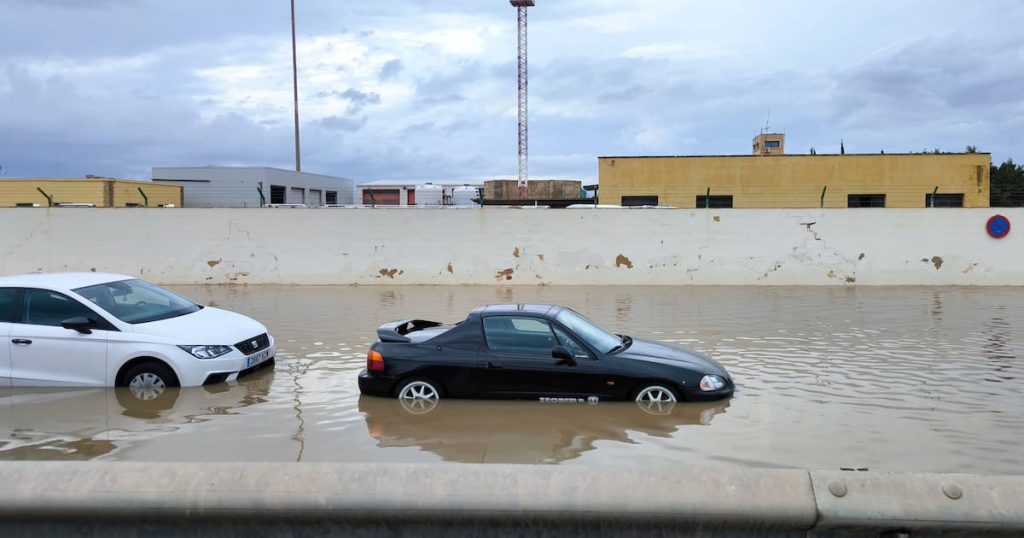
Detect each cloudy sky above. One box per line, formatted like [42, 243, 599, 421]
[1, 0, 1021, 182]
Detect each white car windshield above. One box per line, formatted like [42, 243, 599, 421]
[554, 308, 623, 354]
[74, 279, 201, 324]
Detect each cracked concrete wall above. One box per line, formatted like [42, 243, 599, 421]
[0, 208, 1021, 285]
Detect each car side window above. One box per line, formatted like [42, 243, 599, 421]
[483, 316, 557, 354]
[552, 325, 590, 358]
[22, 289, 99, 327]
[0, 288, 16, 322]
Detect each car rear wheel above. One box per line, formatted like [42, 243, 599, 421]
[397, 379, 441, 401]
[633, 384, 678, 403]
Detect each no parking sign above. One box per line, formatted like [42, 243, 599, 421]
[986, 215, 1011, 239]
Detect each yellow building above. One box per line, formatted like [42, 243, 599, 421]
[598, 151, 991, 209]
[0, 179, 183, 208]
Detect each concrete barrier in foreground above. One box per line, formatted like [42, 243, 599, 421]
[0, 463, 1019, 537]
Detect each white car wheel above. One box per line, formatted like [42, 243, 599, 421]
[634, 385, 677, 403]
[398, 380, 440, 401]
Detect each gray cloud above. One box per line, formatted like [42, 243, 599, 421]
[378, 59, 403, 81]
[320, 115, 367, 132]
[1, 0, 137, 8]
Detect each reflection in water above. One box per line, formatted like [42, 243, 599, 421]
[359, 396, 729, 464]
[0, 367, 275, 460]
[982, 310, 1015, 381]
[0, 285, 1022, 473]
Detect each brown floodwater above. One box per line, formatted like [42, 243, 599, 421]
[1, 285, 1021, 473]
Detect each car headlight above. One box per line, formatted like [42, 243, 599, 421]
[699, 374, 727, 391]
[179, 345, 233, 359]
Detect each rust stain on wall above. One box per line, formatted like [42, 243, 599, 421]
[827, 270, 837, 278]
[513, 247, 521, 258]
[615, 255, 634, 269]
[537, 254, 545, 262]
[858, 253, 865, 260]
[845, 276, 856, 283]
[207, 259, 222, 268]
[931, 256, 944, 270]
[495, 268, 514, 281]
[379, 268, 399, 279]
[447, 262, 454, 274]
[713, 216, 720, 222]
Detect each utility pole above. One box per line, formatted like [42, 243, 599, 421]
[291, 0, 302, 172]
[511, 1, 534, 199]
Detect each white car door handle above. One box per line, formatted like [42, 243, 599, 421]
[12, 339, 32, 345]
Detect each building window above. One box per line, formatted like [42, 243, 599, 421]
[622, 195, 658, 206]
[848, 194, 886, 208]
[765, 140, 781, 148]
[270, 185, 286, 204]
[696, 195, 733, 208]
[326, 191, 338, 205]
[925, 193, 964, 208]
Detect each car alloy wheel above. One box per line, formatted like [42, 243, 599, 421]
[398, 380, 440, 401]
[128, 372, 167, 401]
[635, 385, 677, 404]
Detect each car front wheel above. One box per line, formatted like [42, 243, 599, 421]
[633, 384, 678, 403]
[121, 361, 180, 401]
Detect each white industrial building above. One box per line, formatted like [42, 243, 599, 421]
[152, 166, 355, 208]
[357, 179, 484, 206]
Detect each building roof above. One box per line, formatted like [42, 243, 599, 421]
[358, 179, 486, 188]
[0, 177, 152, 183]
[599, 152, 991, 159]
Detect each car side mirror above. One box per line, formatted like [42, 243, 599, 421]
[61, 317, 95, 334]
[552, 346, 576, 366]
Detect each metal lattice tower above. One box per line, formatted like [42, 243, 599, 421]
[511, 0, 534, 198]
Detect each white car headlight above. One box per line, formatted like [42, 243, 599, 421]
[699, 374, 726, 392]
[179, 345, 233, 359]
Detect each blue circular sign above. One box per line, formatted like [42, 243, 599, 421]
[986, 215, 1011, 239]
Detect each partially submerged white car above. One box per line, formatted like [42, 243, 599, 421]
[0, 273, 275, 393]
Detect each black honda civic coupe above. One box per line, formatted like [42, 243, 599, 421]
[358, 304, 734, 404]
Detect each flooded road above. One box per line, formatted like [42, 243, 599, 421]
[1, 285, 1022, 473]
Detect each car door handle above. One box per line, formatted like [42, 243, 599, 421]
[12, 339, 32, 345]
[486, 362, 504, 369]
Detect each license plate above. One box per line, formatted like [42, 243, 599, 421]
[246, 348, 272, 368]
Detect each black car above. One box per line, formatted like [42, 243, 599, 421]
[358, 304, 734, 403]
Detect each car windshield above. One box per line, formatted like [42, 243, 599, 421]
[74, 279, 201, 324]
[554, 308, 623, 354]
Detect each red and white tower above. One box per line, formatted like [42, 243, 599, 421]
[511, 0, 534, 199]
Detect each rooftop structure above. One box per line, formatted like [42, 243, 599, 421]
[152, 166, 354, 208]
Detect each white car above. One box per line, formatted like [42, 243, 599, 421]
[0, 273, 275, 394]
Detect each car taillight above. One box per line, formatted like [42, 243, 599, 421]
[367, 349, 385, 373]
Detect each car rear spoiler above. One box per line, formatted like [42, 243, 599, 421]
[376, 319, 443, 343]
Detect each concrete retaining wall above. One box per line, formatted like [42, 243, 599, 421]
[1, 207, 1021, 285]
[0, 462, 1019, 537]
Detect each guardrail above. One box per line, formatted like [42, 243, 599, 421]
[0, 463, 1019, 537]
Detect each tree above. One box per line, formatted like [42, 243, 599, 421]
[966, 145, 978, 153]
[990, 158, 1024, 207]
